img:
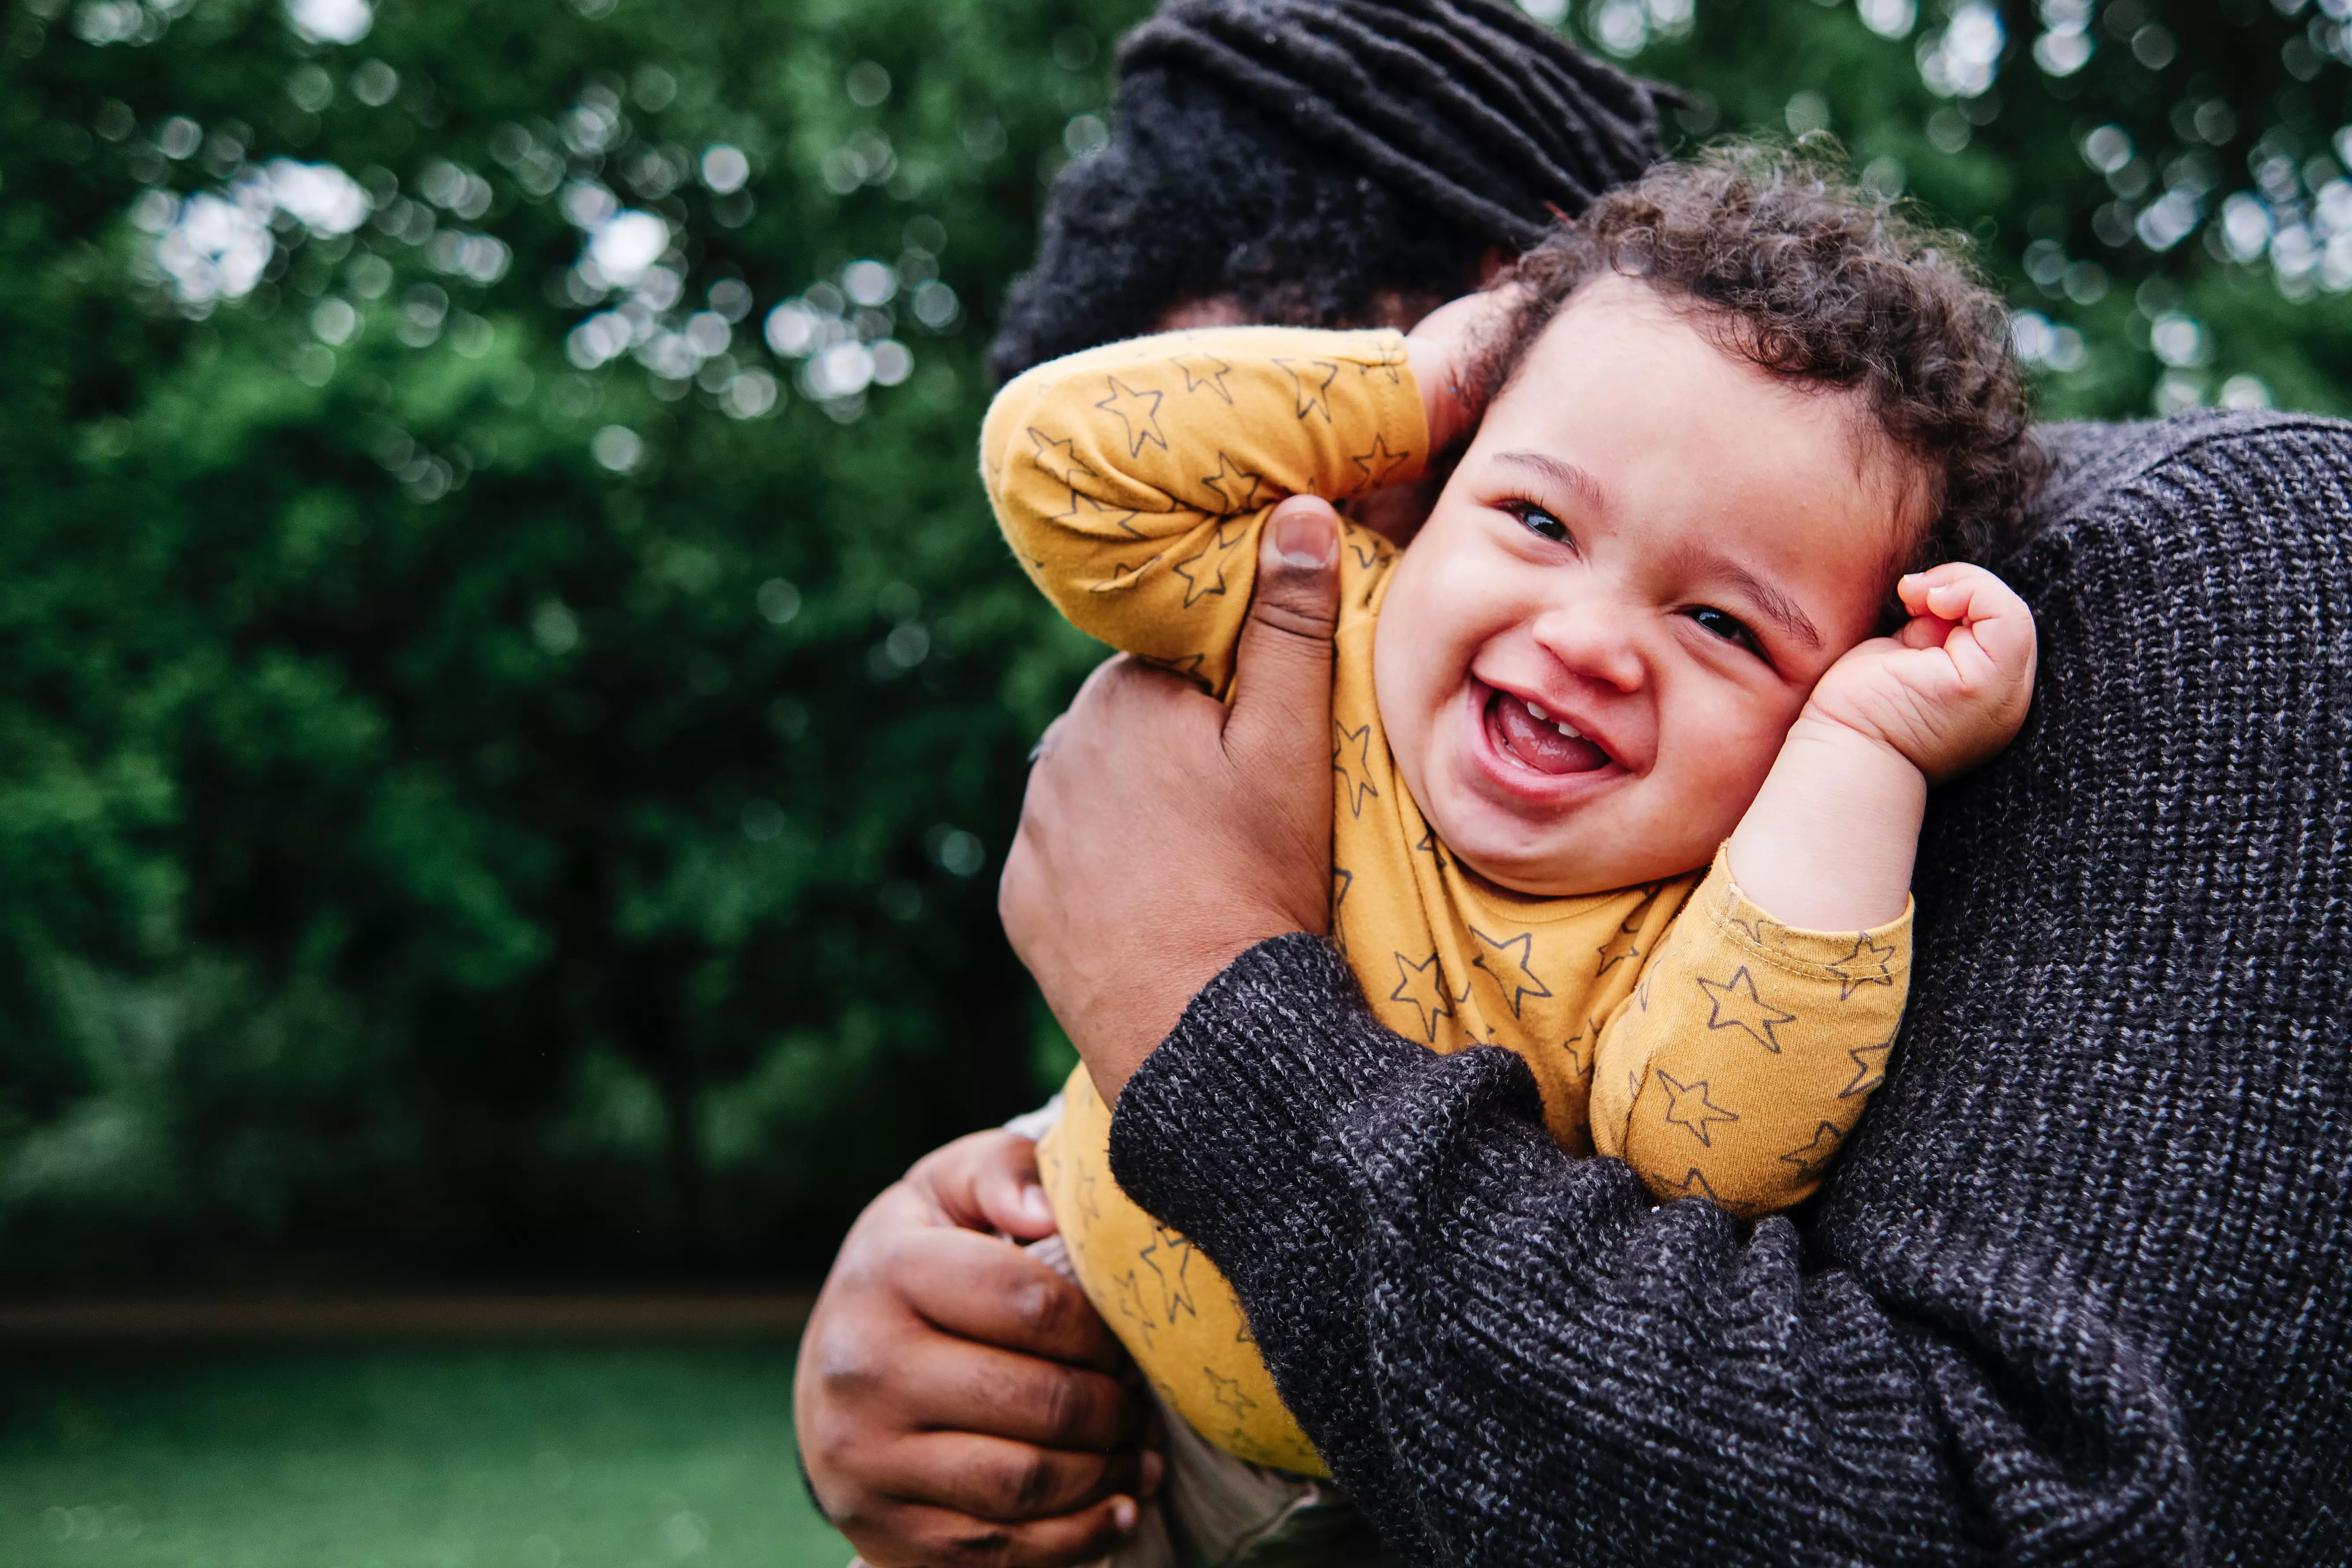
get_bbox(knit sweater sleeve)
[1107,933,2197,1567]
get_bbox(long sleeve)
[1109,936,2195,1568]
[980,326,1427,695]
[1588,846,1912,1217]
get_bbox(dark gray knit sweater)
[1107,414,2352,1567]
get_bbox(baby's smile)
[1465,677,1621,809]
[1373,277,1915,898]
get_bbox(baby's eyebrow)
[1697,553,1823,652]
[1495,450,1610,513]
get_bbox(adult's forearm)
[1106,935,2199,1568]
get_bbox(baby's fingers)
[1895,613,1957,651]
[1897,566,2037,680]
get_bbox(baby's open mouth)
[1484,687,1610,776]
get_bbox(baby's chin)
[1417,799,1645,899]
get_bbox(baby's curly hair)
[1477,143,2048,580]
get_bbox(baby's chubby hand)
[1403,287,1523,455]
[1800,563,2038,785]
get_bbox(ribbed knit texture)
[1107,413,2352,1567]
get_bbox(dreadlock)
[987,0,1665,383]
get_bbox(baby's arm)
[980,327,1427,694]
[1591,565,2037,1212]
[1588,852,1912,1216]
[1729,563,2039,929]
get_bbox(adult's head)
[987,0,1669,382]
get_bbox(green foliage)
[0,0,2346,1285]
[0,0,1133,1283]
[1611,0,2352,419]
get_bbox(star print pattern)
[1413,826,1447,870]
[1696,966,1798,1054]
[1557,1017,1603,1080]
[1056,486,1146,538]
[1205,1367,1257,1421]
[1595,915,1643,978]
[1722,906,1781,949]
[1470,926,1554,1019]
[1779,1120,1845,1178]
[996,325,1916,1473]
[1094,375,1169,456]
[1088,555,1163,594]
[1842,1036,1894,1098]
[1671,1168,1721,1202]
[1658,1070,1740,1147]
[1350,434,1414,487]
[1025,427,1098,487]
[1112,1269,1156,1346]
[1171,543,1232,606]
[1273,357,1342,421]
[1174,353,1235,403]
[1139,1227,1198,1323]
[1332,721,1380,818]
[1388,951,1456,1042]
[1199,452,1268,514]
[1828,932,1901,999]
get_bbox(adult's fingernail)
[1020,1184,1053,1226]
[1275,506,1336,567]
[1139,1451,1165,1495]
[1113,1498,1139,1532]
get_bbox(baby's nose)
[1530,605,1644,694]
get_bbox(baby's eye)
[1505,500,1570,545]
[1688,606,1761,654]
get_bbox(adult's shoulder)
[1991,411,2352,745]
[2023,409,2352,549]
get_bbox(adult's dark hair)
[1478,141,2049,578]
[987,0,1666,383]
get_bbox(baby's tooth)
[1525,700,1547,721]
[1557,721,1581,739]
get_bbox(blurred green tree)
[0,0,2344,1287]
[1616,0,2352,418]
[0,0,1135,1283]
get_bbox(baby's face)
[1375,277,1915,897]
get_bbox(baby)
[982,148,2042,1488]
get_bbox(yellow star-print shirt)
[983,326,1913,1476]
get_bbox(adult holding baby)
[987,148,2044,1505]
[800,5,1670,1560]
[798,2,2352,1564]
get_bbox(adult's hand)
[795,1129,1159,1568]
[999,496,1343,1102]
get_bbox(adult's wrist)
[1069,915,1308,1103]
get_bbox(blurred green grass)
[0,1344,850,1568]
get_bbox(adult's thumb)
[1224,496,1341,764]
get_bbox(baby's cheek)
[1654,710,1785,856]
